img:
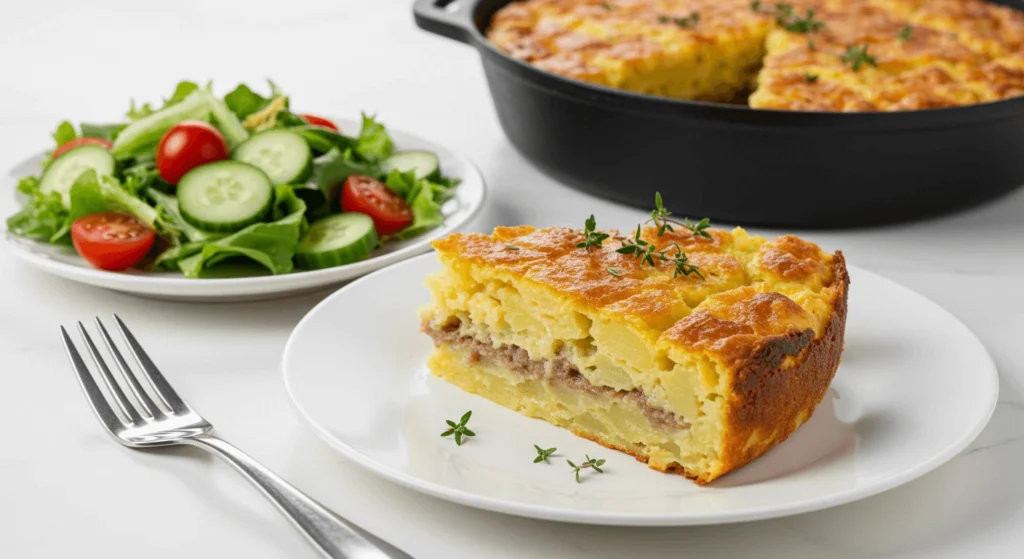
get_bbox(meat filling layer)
[424,320,690,430]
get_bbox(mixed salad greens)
[6,80,459,277]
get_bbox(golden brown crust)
[432,225,750,324]
[662,288,818,367]
[430,225,848,484]
[487,0,1024,111]
[561,253,847,484]
[710,252,849,484]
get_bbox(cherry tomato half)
[300,114,339,131]
[340,175,413,236]
[52,137,113,160]
[71,212,156,271]
[156,121,229,185]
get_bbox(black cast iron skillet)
[414,0,1024,227]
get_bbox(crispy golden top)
[431,225,843,360]
[488,0,770,81]
[488,0,1024,111]
[662,287,818,367]
[754,0,1024,110]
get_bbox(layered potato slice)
[420,225,848,484]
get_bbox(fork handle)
[184,435,409,559]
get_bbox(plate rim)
[2,117,486,298]
[281,252,999,526]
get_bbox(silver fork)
[61,315,410,559]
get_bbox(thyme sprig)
[658,12,700,28]
[576,214,609,252]
[646,192,712,239]
[440,411,475,446]
[616,226,705,279]
[752,2,825,34]
[567,455,606,483]
[617,225,660,266]
[841,43,877,71]
[534,445,557,464]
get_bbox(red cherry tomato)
[300,114,339,131]
[156,121,229,184]
[340,175,413,236]
[52,137,113,160]
[71,212,156,271]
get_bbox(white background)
[1,1,1022,557]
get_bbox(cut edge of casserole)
[420,225,849,484]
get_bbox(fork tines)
[61,316,190,433]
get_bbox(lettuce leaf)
[65,170,159,228]
[7,170,164,245]
[294,126,356,155]
[203,89,248,147]
[126,81,200,121]
[310,147,380,204]
[80,122,127,143]
[51,121,77,147]
[5,176,68,242]
[223,83,270,121]
[121,154,163,197]
[176,185,307,277]
[383,170,447,241]
[353,114,394,162]
[153,240,205,270]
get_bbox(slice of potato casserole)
[421,224,848,484]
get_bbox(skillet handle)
[413,0,475,44]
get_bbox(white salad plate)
[3,117,485,302]
[282,253,999,526]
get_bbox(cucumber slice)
[232,129,312,185]
[294,213,378,270]
[177,161,273,233]
[40,145,116,206]
[382,150,440,181]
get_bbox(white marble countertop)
[1,1,1022,557]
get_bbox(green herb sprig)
[616,226,705,279]
[576,214,610,252]
[505,244,520,251]
[841,44,877,71]
[646,192,712,239]
[658,12,700,28]
[534,445,557,464]
[617,225,660,267]
[662,244,703,278]
[567,455,606,483]
[753,2,825,34]
[897,25,912,41]
[441,411,475,446]
[805,72,819,83]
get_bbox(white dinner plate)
[2,117,485,302]
[282,253,998,526]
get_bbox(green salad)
[6,80,459,277]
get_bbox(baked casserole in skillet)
[487,0,1024,111]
